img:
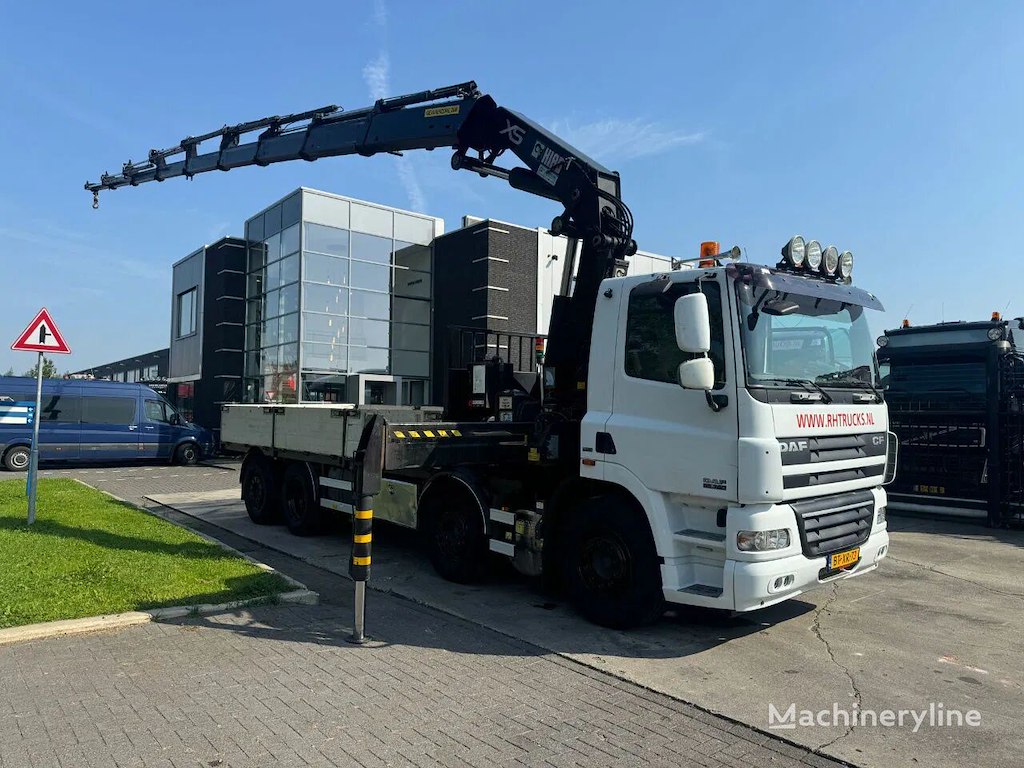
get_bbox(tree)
[2,366,13,377]
[23,357,59,379]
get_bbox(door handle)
[128,425,138,430]
[144,425,155,430]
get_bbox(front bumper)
[731,528,890,611]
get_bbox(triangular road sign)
[11,308,71,354]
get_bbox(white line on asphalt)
[847,590,886,605]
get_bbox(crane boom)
[85,80,637,414]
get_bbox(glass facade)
[243,190,436,403]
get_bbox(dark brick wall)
[197,237,247,437]
[430,221,540,404]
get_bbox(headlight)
[838,250,853,280]
[821,245,839,276]
[988,327,1003,341]
[876,507,886,525]
[876,335,889,347]
[805,240,822,271]
[737,529,791,551]
[781,236,806,268]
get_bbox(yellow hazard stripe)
[353,533,371,544]
[352,556,371,566]
[438,430,448,437]
[355,509,373,519]
[408,430,420,438]
[452,429,462,437]
[423,430,435,437]
[393,430,405,438]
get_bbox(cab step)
[678,584,724,598]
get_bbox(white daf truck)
[87,81,893,627]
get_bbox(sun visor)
[728,264,884,311]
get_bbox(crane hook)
[92,190,100,210]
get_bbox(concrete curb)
[0,479,320,647]
[0,589,319,647]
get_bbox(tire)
[174,442,200,466]
[566,495,664,629]
[3,446,30,472]
[281,463,327,536]
[424,481,489,583]
[242,457,280,525]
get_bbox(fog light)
[737,528,791,551]
[876,506,886,525]
[768,574,796,593]
[876,544,888,561]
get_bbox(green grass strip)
[0,478,289,628]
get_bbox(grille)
[790,490,874,558]
[784,464,885,489]
[779,433,887,465]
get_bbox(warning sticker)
[425,105,460,118]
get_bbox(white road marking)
[847,589,886,605]
[938,656,990,675]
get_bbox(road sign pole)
[27,351,43,525]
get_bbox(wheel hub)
[579,532,632,595]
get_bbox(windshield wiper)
[823,377,882,401]
[764,377,833,404]
[814,366,881,401]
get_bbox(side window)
[625,281,726,387]
[144,399,169,423]
[40,395,81,423]
[82,397,137,425]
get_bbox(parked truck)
[877,315,1024,525]
[87,81,893,627]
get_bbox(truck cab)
[581,255,892,612]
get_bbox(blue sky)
[2,1,1022,373]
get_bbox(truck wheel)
[3,446,30,472]
[424,485,488,583]
[566,495,664,629]
[281,463,327,536]
[174,442,200,466]
[242,458,280,525]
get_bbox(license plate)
[829,548,860,570]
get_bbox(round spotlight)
[822,245,839,276]
[876,335,889,347]
[781,236,806,268]
[988,327,1004,341]
[838,250,853,280]
[805,240,822,271]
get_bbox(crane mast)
[86,80,637,422]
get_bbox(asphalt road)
[29,461,1024,767]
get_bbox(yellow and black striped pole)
[348,493,373,644]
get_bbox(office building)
[166,237,247,438]
[242,189,442,406]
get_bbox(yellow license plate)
[829,548,860,570]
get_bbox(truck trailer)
[878,315,1024,525]
[86,81,894,627]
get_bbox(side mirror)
[678,357,715,390]
[674,293,711,353]
[170,413,181,426]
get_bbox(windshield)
[735,283,879,388]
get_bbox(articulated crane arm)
[85,80,637,414]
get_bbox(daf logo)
[780,440,808,453]
[499,120,526,146]
[872,435,885,446]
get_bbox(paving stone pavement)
[2,463,850,768]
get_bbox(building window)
[177,288,197,338]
